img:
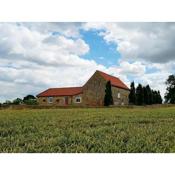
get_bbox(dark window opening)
[76,98,80,102]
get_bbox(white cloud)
[21,22,83,38]
[84,22,175,63]
[0,22,174,102]
[0,23,107,102]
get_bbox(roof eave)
[37,92,83,97]
[111,85,130,91]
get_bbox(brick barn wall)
[82,71,106,106]
[37,96,66,106]
[112,86,129,105]
[37,94,83,106]
[82,71,129,106]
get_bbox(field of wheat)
[0,106,175,153]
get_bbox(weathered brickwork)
[82,71,106,106]
[82,71,129,106]
[112,86,129,105]
[37,94,83,106]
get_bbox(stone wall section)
[112,86,129,105]
[37,94,83,106]
[82,71,107,106]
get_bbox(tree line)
[129,82,162,105]
[104,80,163,106]
[0,95,38,107]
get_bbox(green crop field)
[0,106,175,153]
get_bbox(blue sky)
[80,30,121,67]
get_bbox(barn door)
[65,96,68,105]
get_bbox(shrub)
[13,98,23,105]
[24,99,38,105]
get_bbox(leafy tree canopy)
[23,95,36,101]
[165,75,175,104]
[129,81,136,104]
[13,98,23,105]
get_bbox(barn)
[37,70,130,106]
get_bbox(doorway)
[65,96,69,105]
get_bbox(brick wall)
[37,94,83,106]
[112,86,129,105]
[82,71,129,106]
[82,71,106,106]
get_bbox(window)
[118,93,121,99]
[75,97,81,103]
[56,99,60,103]
[48,97,53,103]
[43,99,46,102]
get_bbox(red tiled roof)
[37,71,129,97]
[37,87,83,97]
[97,70,129,90]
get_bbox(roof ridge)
[37,86,83,97]
[49,86,82,89]
[96,70,120,79]
[96,70,129,90]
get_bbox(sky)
[0,22,175,102]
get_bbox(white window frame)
[48,97,53,103]
[118,92,121,99]
[75,96,81,103]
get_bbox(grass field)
[0,106,175,153]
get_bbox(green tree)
[23,95,37,105]
[143,86,147,105]
[157,91,162,104]
[152,90,161,104]
[152,90,156,104]
[104,81,113,106]
[145,85,152,105]
[23,95,36,101]
[129,81,136,104]
[13,98,23,105]
[24,99,38,105]
[136,84,144,105]
[165,75,175,104]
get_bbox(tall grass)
[0,107,175,152]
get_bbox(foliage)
[165,75,175,104]
[23,95,36,101]
[0,107,175,153]
[129,82,162,105]
[136,84,144,105]
[158,91,163,104]
[13,98,23,105]
[129,81,136,104]
[24,99,38,105]
[23,95,37,105]
[104,81,113,106]
[145,85,152,105]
